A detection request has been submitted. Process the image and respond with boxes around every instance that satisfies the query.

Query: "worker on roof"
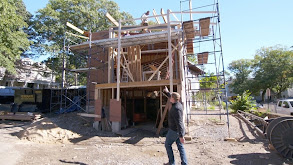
[141,11,150,26]
[141,11,151,33]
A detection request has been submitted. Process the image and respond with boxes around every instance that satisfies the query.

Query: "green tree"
[228,59,253,95]
[0,0,31,74]
[31,0,134,85]
[196,73,220,103]
[252,46,293,100]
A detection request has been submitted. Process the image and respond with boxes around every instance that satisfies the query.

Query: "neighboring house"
[281,84,293,99]
[186,61,204,106]
[0,58,58,89]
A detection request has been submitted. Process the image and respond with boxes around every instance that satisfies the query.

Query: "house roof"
[187,61,205,75]
[69,29,182,51]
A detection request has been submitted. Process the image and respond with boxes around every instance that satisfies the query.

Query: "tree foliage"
[0,0,31,74]
[32,0,134,56]
[30,0,134,85]
[252,46,293,99]
[228,45,293,100]
[228,59,253,95]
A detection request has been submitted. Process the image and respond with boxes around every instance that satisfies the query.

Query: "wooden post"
[117,20,121,101]
[167,9,173,93]
[160,86,163,117]
[156,98,171,135]
[137,46,142,81]
[108,28,113,83]
[189,0,193,20]
[112,88,114,99]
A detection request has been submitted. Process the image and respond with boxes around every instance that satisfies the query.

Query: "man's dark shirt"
[166,92,185,137]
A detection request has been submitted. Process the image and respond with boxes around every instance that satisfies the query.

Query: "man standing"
[163,86,188,165]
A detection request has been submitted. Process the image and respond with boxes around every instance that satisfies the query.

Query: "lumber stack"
[0,111,39,121]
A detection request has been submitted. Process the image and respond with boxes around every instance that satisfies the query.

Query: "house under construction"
[69,0,227,133]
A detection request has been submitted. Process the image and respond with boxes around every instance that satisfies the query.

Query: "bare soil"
[0,111,292,165]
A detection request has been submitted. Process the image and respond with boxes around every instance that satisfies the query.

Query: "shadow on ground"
[228,153,292,165]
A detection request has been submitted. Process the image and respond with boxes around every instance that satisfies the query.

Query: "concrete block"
[111,121,121,132]
[93,121,100,131]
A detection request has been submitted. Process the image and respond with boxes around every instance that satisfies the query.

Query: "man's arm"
[163,86,171,98]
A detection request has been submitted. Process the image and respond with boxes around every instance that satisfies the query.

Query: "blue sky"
[23,0,293,69]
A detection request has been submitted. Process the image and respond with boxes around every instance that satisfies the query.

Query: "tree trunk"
[261,90,266,102]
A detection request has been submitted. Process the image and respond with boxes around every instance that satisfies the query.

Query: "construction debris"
[17,117,81,144]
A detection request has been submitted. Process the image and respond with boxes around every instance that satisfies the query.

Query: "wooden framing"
[161,8,168,23]
[167,9,173,93]
[69,8,212,133]
[152,9,161,24]
[117,20,121,101]
[105,12,119,26]
[147,55,169,81]
[169,9,179,21]
[156,98,171,135]
[95,79,179,90]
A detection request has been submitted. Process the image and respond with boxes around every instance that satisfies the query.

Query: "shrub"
[230,90,256,113]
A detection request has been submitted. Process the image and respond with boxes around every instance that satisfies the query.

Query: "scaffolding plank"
[186,39,194,54]
[197,52,209,64]
[199,17,210,36]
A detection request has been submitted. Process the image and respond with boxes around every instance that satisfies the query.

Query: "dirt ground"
[0,110,292,165]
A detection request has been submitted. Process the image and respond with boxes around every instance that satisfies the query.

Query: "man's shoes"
[163,163,170,165]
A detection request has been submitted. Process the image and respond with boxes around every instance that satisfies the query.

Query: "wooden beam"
[0,114,34,121]
[189,0,193,20]
[141,49,168,54]
[160,87,163,118]
[117,20,121,101]
[77,113,101,118]
[156,98,171,135]
[169,9,179,21]
[65,32,89,39]
[152,9,161,24]
[108,48,112,83]
[105,12,119,26]
[167,9,173,93]
[66,22,84,34]
[171,11,217,14]
[121,54,135,82]
[147,55,169,81]
[95,79,179,89]
[160,8,168,23]
[137,45,142,81]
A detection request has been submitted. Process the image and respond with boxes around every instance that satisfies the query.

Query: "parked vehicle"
[275,99,293,115]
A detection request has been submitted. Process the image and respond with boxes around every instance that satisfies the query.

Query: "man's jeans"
[165,129,188,165]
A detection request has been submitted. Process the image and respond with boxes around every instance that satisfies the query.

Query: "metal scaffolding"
[180,0,230,136]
